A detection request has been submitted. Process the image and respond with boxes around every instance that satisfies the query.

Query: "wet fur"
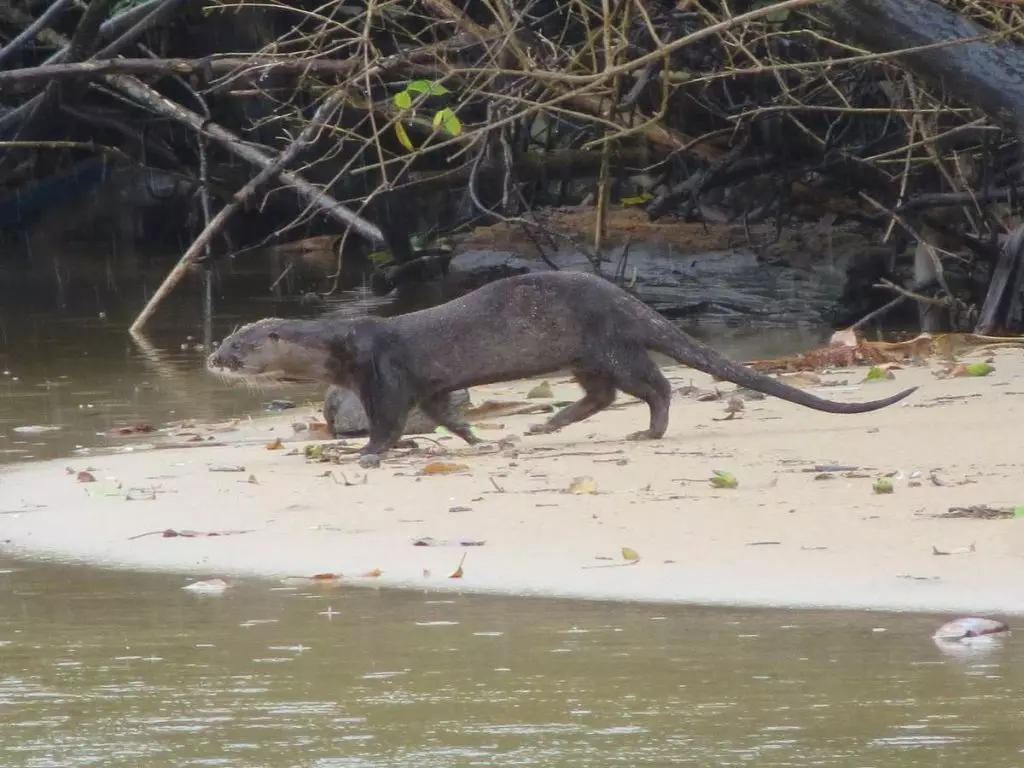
[208,271,918,460]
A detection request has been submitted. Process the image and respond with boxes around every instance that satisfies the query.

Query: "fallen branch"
[0,56,372,92]
[816,0,1024,132]
[0,0,74,69]
[129,88,352,335]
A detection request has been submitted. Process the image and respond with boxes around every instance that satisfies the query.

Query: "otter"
[207,270,917,468]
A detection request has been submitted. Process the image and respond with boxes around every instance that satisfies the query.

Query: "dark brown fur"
[207,271,917,462]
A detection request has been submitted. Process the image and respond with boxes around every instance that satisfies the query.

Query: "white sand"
[3,349,1023,615]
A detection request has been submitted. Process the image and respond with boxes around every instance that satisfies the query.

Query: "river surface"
[5,246,1013,767]
[0,559,1020,768]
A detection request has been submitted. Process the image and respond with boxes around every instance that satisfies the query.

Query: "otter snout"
[206,349,242,373]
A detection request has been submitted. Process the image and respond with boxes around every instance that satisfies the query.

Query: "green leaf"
[394,122,414,151]
[367,250,392,266]
[965,362,994,377]
[872,477,894,494]
[621,547,640,562]
[620,192,654,205]
[864,366,890,381]
[432,107,462,136]
[709,470,738,489]
[442,111,462,136]
[765,8,790,22]
[393,90,412,110]
[406,79,448,96]
[1014,506,1024,518]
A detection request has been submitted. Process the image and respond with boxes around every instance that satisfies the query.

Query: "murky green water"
[0,559,1019,767]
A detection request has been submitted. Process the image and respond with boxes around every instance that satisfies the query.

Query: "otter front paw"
[358,453,382,469]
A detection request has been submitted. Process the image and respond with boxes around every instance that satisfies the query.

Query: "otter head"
[206,318,330,384]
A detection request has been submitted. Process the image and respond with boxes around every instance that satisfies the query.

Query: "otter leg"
[419,393,481,446]
[527,372,616,435]
[611,354,673,440]
[356,365,414,464]
[358,405,410,468]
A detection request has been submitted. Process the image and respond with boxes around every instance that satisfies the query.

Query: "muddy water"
[0,559,1020,767]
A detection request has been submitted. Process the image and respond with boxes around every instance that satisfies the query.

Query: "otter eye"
[268,331,280,342]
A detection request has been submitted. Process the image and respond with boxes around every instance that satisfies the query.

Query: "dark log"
[815,0,1024,132]
[975,225,1024,334]
[406,148,656,188]
[368,251,455,296]
[896,187,1024,213]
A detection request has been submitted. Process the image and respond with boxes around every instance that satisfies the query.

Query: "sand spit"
[2,351,1023,615]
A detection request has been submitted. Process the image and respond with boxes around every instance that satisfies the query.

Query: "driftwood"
[975,225,1024,335]
[129,89,351,335]
[815,0,1024,131]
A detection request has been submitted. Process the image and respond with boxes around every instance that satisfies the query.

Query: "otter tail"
[648,326,917,414]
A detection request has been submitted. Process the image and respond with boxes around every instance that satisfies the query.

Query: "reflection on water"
[0,560,1020,767]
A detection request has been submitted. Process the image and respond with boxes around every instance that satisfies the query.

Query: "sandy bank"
[2,349,1023,615]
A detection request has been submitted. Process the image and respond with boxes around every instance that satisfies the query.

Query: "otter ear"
[267,331,280,342]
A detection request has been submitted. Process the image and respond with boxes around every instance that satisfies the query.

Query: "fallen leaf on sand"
[621,547,640,562]
[306,421,333,440]
[266,437,284,450]
[567,476,598,494]
[873,477,894,494]
[709,470,738,489]
[932,543,976,556]
[86,484,123,498]
[863,366,895,382]
[128,528,254,540]
[931,505,1021,520]
[464,400,553,420]
[209,464,246,472]
[935,362,995,378]
[76,470,96,483]
[182,578,230,594]
[362,568,383,578]
[421,461,470,475]
[412,537,486,547]
[450,553,467,579]
[527,381,554,399]
[778,371,823,388]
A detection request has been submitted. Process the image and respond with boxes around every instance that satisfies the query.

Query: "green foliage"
[391,79,461,153]
[432,107,462,136]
